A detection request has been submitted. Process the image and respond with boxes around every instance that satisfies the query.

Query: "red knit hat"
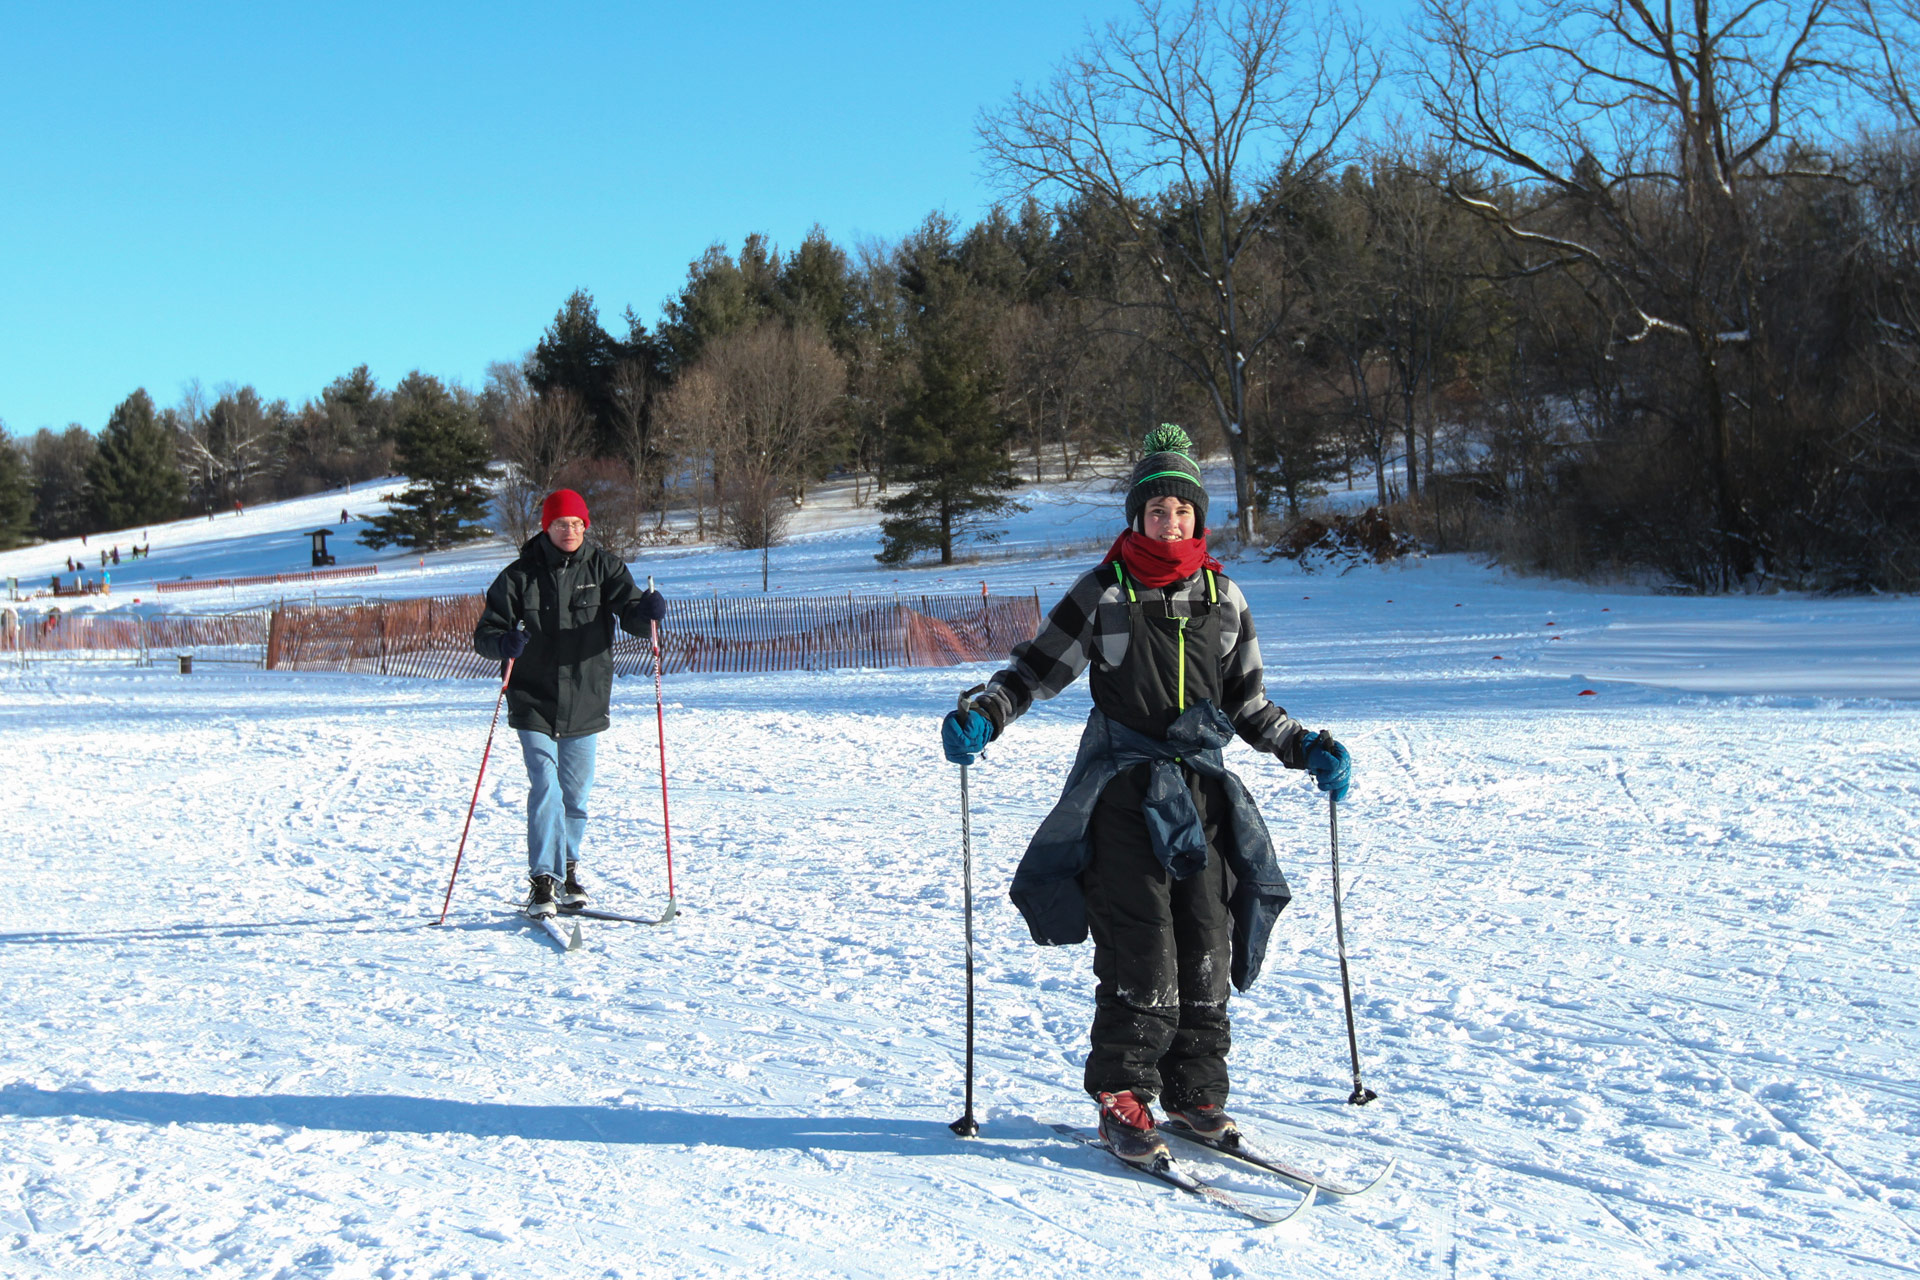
[540,489,590,532]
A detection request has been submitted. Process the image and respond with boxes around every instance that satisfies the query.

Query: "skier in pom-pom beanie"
[473,489,667,920]
[939,425,1353,1163]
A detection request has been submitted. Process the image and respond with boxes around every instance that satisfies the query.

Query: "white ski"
[535,915,582,951]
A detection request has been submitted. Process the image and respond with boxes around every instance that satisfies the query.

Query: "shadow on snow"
[0,1084,1007,1160]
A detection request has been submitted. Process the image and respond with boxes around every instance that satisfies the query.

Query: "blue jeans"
[517,729,597,881]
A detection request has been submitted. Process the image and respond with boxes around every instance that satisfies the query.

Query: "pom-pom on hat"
[541,488,590,532]
[1125,424,1208,532]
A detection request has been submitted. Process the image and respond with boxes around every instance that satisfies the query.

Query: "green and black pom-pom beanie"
[1125,423,1209,532]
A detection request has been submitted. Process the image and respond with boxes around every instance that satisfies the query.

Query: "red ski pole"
[437,656,514,926]
[649,575,677,918]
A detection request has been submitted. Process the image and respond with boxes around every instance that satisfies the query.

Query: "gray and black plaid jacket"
[974,563,1311,766]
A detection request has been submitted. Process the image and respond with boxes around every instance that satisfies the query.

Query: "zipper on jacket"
[1175,616,1187,710]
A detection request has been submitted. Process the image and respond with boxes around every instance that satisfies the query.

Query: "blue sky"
[1,1,1407,437]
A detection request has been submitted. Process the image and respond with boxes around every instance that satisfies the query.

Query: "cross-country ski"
[1049,1122,1315,1225]
[559,902,678,926]
[1159,1119,1398,1199]
[533,913,582,952]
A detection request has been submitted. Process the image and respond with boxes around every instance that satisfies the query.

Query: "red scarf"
[1101,530,1223,588]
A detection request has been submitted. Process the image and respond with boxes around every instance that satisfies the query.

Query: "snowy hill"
[2,477,1917,1279]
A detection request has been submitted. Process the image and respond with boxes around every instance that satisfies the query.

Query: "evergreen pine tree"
[0,436,33,549]
[359,374,494,551]
[528,290,624,455]
[1252,406,1345,521]
[87,389,186,530]
[29,426,96,539]
[877,220,1022,565]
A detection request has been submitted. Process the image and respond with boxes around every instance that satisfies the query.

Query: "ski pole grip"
[958,683,986,716]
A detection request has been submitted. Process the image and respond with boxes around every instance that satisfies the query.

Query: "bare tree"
[652,364,722,540]
[1412,0,1880,581]
[1358,144,1494,498]
[176,384,278,510]
[489,361,593,543]
[1849,0,1920,127]
[651,320,847,583]
[709,322,847,588]
[982,0,1378,539]
[609,357,663,530]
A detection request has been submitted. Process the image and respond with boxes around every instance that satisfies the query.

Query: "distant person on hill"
[341,508,351,524]
[940,423,1352,1167]
[111,547,119,565]
[472,489,666,920]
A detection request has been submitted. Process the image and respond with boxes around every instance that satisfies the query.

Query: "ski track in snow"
[3,477,1919,1278]
[3,664,1916,1279]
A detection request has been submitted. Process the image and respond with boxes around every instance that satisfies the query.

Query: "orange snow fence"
[0,609,270,662]
[154,564,378,595]
[6,589,1044,677]
[263,588,1045,678]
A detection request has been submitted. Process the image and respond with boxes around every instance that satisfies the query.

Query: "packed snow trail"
[3,654,1917,1278]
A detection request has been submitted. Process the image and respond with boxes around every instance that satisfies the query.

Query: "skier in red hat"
[473,489,666,918]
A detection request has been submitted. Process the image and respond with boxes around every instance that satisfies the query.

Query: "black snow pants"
[1080,760,1235,1109]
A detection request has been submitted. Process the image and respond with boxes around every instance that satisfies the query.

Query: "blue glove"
[1303,731,1351,802]
[636,589,667,623]
[942,709,992,766]
[497,627,527,660]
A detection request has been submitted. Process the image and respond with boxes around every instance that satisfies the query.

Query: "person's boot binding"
[1096,1090,1169,1166]
[525,874,558,919]
[1164,1102,1239,1143]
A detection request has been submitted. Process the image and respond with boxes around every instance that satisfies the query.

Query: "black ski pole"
[1329,795,1378,1105]
[950,683,987,1138]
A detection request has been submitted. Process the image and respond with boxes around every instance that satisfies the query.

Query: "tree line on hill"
[3,0,1917,592]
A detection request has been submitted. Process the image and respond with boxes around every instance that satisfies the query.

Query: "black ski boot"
[1164,1102,1239,1143]
[1096,1091,1169,1166]
[559,861,589,910]
[525,874,559,920]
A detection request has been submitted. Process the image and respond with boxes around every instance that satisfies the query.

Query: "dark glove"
[1302,731,1351,802]
[497,627,527,660]
[942,709,992,766]
[635,590,667,623]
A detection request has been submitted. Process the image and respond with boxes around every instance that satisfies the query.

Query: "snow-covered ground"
[2,477,1917,1279]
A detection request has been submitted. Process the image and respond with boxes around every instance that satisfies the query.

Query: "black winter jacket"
[472,533,651,738]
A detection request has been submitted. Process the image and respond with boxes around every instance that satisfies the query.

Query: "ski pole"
[437,654,515,926]
[1329,795,1377,1105]
[950,683,988,1138]
[648,576,678,923]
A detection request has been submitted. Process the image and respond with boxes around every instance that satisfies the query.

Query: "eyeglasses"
[550,518,587,533]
